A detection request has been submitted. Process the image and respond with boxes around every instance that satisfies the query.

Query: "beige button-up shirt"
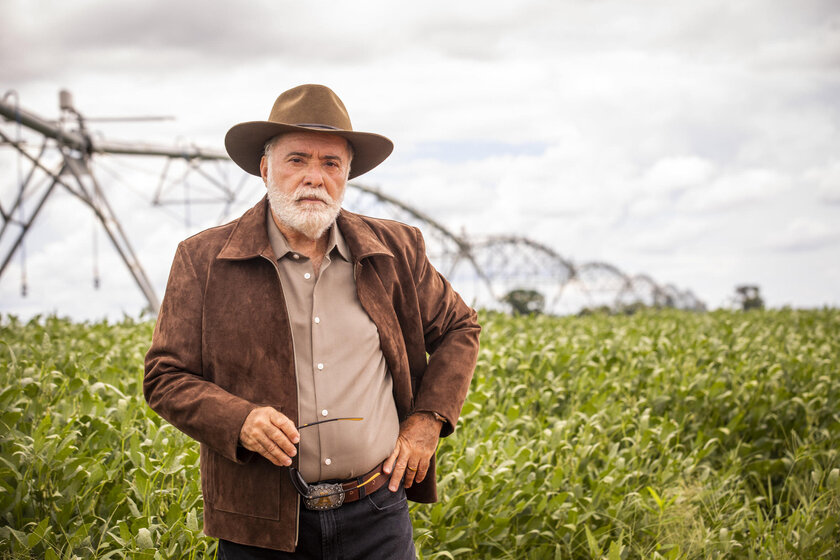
[266,212,400,482]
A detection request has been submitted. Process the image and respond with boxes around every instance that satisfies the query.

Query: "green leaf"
[828,468,840,489]
[136,527,154,549]
[186,509,199,532]
[647,486,665,512]
[585,524,601,557]
[608,540,623,560]
[165,502,183,525]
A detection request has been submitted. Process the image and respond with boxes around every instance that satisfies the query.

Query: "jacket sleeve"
[144,243,259,463]
[410,228,481,437]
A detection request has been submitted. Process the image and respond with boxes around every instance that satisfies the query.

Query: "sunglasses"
[289,417,383,501]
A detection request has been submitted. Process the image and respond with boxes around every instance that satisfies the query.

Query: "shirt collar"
[217,197,393,262]
[265,208,351,263]
[331,222,352,262]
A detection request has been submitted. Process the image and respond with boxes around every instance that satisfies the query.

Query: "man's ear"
[259,155,269,185]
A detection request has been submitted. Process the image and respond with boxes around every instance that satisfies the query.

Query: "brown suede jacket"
[143,197,480,552]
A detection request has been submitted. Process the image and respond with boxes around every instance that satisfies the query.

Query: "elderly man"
[144,84,480,559]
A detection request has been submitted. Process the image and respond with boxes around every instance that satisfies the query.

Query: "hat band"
[295,123,341,131]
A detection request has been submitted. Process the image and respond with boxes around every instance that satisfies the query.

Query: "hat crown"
[225,83,392,179]
[268,84,353,131]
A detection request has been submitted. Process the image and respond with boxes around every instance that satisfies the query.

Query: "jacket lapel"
[217,198,275,262]
[338,211,414,417]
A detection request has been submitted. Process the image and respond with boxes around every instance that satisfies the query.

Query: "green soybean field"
[1,309,839,559]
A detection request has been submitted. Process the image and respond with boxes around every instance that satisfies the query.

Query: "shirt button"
[321,409,328,417]
[317,363,324,370]
[304,272,311,279]
[314,317,321,324]
[324,458,332,466]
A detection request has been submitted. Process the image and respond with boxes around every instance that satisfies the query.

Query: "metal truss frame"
[1,91,705,316]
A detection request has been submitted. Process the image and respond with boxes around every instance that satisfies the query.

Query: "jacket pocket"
[206,451,282,520]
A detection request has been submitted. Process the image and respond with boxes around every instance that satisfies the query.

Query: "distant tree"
[501,288,545,315]
[578,305,613,316]
[619,301,648,315]
[735,285,764,310]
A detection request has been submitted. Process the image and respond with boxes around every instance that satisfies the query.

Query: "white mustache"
[293,188,332,204]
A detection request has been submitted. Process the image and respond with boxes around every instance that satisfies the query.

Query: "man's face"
[260,131,351,240]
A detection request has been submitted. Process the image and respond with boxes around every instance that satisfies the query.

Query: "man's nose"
[302,162,325,186]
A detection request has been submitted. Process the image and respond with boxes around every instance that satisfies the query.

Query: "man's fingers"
[268,410,300,444]
[386,440,409,492]
[243,426,296,461]
[390,459,409,491]
[246,437,277,466]
[383,444,400,475]
[264,426,297,458]
[241,431,291,466]
[403,464,419,488]
[414,461,429,484]
[384,413,442,490]
[254,438,288,467]
[240,407,299,465]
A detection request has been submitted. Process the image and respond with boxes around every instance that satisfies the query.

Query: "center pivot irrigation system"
[0,91,704,315]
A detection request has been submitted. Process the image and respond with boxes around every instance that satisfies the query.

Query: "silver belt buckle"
[303,483,345,511]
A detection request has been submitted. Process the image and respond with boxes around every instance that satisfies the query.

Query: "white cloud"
[622,219,710,254]
[639,156,717,195]
[766,218,840,252]
[2,0,839,315]
[806,160,840,204]
[678,168,792,213]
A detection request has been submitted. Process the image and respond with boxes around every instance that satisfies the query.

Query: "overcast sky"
[1,0,839,319]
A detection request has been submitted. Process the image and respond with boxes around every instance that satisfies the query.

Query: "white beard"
[267,183,344,240]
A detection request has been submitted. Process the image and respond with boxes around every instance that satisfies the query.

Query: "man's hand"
[384,412,443,491]
[239,407,300,467]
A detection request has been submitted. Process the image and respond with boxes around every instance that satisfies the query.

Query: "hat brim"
[225,122,394,180]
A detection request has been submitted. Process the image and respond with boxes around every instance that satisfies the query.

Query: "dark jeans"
[218,486,416,560]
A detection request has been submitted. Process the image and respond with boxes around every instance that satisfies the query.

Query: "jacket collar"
[217,196,393,262]
[336,208,393,261]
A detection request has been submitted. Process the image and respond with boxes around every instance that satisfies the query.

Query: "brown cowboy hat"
[225,84,393,180]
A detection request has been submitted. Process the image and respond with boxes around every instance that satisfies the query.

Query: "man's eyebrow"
[285,151,344,161]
